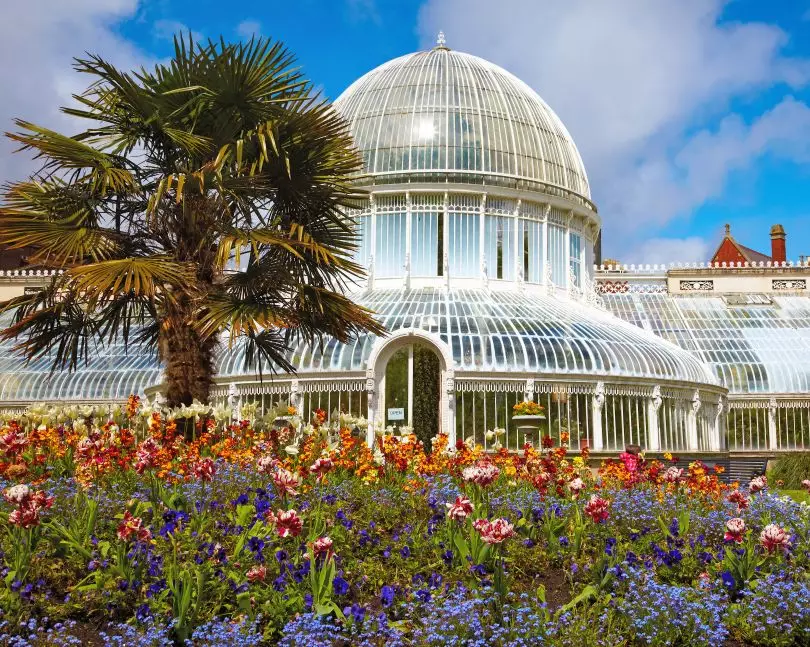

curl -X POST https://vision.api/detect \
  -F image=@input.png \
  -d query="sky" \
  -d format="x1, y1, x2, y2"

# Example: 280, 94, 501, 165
1, 0, 809, 264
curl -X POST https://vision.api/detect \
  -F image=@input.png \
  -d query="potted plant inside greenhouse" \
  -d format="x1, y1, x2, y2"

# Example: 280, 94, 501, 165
512, 400, 546, 446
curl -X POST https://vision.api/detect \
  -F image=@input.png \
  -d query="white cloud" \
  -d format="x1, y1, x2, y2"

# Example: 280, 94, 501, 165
236, 20, 261, 40
0, 0, 147, 185
627, 236, 711, 265
417, 0, 810, 259
153, 19, 203, 43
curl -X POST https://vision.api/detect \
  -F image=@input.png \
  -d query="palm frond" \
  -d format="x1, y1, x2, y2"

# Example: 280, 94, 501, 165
65, 257, 192, 300
6, 121, 136, 193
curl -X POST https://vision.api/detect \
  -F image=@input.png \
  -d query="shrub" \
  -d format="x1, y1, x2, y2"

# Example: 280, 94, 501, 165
768, 452, 810, 489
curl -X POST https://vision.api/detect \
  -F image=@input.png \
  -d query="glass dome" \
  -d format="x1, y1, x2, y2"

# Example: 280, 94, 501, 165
334, 43, 591, 201
217, 289, 717, 386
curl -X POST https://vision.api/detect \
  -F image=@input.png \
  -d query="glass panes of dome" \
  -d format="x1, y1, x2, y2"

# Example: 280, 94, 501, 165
335, 50, 591, 199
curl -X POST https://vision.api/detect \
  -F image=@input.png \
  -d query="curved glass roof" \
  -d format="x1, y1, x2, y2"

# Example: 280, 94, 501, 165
602, 293, 810, 394
217, 289, 717, 386
0, 314, 162, 402
334, 46, 590, 200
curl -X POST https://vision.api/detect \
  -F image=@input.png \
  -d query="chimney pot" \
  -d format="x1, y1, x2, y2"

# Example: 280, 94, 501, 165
770, 224, 786, 263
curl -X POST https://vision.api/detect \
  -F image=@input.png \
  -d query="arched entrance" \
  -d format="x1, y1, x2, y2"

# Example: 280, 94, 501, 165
366, 329, 455, 447
383, 343, 441, 448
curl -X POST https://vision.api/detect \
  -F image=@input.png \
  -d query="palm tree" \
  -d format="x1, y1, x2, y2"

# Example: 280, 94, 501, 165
0, 35, 384, 408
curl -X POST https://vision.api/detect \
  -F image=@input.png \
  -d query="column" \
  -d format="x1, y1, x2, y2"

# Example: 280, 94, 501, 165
688, 390, 700, 450
768, 396, 778, 450
514, 200, 522, 282
368, 194, 376, 291
404, 192, 412, 290
541, 204, 549, 288
442, 192, 450, 288
564, 213, 571, 292
592, 382, 605, 451
365, 369, 376, 447
647, 385, 661, 451
228, 383, 238, 422
479, 194, 487, 283
444, 370, 456, 445
713, 397, 725, 451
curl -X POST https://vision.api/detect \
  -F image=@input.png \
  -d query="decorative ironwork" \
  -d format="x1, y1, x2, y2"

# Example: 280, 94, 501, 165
691, 390, 702, 415
455, 380, 528, 393
772, 279, 806, 291
594, 381, 605, 411
652, 385, 663, 412
680, 280, 714, 291
595, 280, 668, 295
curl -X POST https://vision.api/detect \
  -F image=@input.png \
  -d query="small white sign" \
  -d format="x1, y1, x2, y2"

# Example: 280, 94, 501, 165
387, 407, 405, 421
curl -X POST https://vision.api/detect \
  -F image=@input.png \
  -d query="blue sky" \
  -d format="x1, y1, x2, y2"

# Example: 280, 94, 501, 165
1, 0, 809, 263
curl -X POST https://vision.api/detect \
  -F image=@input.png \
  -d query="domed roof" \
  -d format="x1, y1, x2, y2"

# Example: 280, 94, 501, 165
216, 289, 718, 387
334, 42, 591, 200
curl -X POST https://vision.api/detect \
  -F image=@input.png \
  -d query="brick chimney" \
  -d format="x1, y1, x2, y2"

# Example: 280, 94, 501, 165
770, 224, 786, 263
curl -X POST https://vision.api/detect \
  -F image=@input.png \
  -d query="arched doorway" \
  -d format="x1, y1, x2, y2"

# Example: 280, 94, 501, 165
367, 330, 454, 448
383, 343, 441, 448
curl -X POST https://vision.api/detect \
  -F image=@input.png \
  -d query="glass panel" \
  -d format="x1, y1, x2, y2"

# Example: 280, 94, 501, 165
522, 220, 543, 283
484, 215, 515, 280
548, 225, 566, 286
448, 212, 480, 277
375, 212, 406, 277
569, 233, 582, 287
411, 210, 438, 276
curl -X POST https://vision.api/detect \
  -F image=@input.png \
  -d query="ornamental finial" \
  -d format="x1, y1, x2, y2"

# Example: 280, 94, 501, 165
436, 31, 446, 48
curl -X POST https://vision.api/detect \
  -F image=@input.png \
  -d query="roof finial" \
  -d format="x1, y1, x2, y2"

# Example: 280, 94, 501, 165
436, 31, 447, 48
724, 223, 731, 236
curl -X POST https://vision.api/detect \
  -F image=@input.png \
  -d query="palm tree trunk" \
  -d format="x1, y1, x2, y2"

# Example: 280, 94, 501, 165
161, 292, 218, 409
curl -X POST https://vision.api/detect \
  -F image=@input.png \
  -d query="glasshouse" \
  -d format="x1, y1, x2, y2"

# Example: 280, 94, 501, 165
0, 37, 809, 458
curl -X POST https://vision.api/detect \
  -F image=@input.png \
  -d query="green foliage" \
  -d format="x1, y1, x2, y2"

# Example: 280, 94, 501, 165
412, 345, 440, 450
769, 452, 810, 489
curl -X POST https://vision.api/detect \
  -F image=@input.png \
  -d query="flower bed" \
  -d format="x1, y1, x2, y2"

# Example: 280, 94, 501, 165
0, 398, 808, 645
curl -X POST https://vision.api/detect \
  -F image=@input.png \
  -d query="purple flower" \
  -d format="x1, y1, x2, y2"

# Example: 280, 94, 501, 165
333, 576, 349, 596
381, 585, 395, 607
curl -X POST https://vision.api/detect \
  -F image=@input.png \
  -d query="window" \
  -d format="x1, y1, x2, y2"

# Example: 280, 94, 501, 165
448, 212, 479, 277
375, 212, 406, 277
521, 220, 543, 283
411, 211, 438, 276
548, 225, 566, 286
485, 215, 515, 280
570, 233, 582, 287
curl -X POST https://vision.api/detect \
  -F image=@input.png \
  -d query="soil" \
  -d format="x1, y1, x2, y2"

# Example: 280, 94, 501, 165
536, 567, 571, 611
